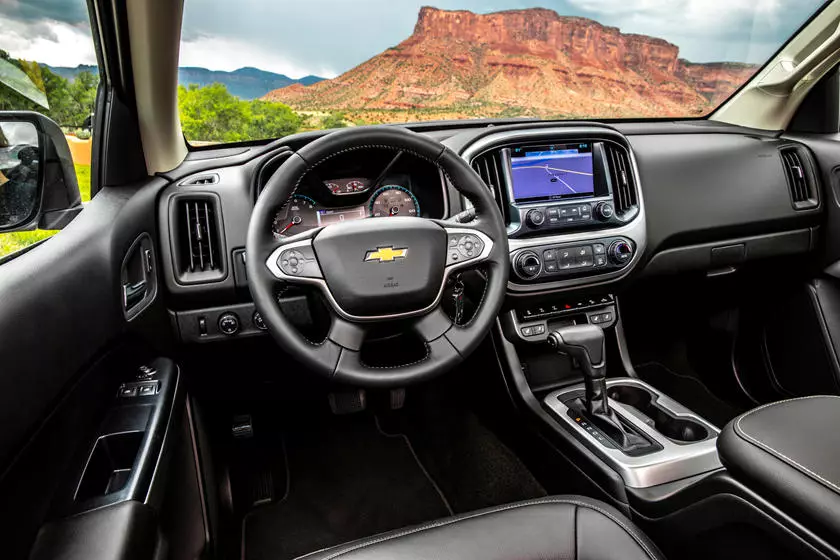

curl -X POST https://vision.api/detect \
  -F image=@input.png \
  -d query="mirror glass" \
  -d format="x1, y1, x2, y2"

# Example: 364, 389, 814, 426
0, 122, 41, 229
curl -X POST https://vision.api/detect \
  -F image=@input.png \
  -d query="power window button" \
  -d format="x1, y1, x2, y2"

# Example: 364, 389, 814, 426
119, 386, 138, 398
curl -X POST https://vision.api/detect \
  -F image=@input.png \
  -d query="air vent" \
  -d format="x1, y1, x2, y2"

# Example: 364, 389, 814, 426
780, 146, 818, 210
172, 196, 226, 283
471, 151, 508, 219
181, 173, 219, 186
604, 143, 639, 217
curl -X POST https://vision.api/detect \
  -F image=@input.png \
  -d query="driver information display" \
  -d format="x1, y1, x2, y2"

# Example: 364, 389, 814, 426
317, 206, 368, 226
510, 143, 594, 202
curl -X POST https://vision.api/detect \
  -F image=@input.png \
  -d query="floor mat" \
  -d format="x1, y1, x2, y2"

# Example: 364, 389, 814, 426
635, 362, 744, 428
383, 408, 547, 514
242, 416, 452, 560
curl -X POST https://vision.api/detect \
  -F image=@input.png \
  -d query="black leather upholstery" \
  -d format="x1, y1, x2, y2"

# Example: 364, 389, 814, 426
718, 396, 840, 546
296, 496, 664, 560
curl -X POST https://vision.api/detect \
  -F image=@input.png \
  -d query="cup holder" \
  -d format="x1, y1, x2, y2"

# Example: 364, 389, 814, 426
607, 385, 708, 443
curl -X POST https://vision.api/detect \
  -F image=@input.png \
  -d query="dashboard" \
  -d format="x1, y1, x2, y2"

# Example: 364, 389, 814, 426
156, 120, 824, 345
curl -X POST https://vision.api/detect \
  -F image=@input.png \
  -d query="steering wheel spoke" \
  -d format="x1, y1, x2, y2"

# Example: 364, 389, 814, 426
441, 223, 494, 273
327, 314, 368, 352
411, 306, 454, 343
265, 234, 324, 284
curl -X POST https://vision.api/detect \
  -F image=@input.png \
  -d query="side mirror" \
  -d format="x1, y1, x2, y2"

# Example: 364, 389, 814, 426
0, 111, 83, 233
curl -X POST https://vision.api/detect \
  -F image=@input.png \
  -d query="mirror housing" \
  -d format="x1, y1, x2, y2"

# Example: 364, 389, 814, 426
0, 111, 83, 233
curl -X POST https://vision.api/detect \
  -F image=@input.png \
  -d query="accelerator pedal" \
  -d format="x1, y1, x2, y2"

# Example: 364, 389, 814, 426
328, 389, 367, 415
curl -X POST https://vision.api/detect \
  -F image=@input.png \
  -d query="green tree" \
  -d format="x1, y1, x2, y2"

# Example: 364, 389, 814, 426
66, 70, 97, 126
247, 99, 301, 140
179, 83, 249, 143
0, 50, 98, 127
178, 83, 302, 143
321, 112, 348, 129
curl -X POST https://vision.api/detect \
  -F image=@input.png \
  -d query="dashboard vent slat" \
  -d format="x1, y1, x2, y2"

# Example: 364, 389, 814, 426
780, 146, 818, 210
179, 198, 221, 274
605, 144, 638, 217
471, 151, 508, 221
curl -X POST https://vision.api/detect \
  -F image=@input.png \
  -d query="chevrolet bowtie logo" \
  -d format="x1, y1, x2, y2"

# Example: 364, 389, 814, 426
365, 247, 408, 263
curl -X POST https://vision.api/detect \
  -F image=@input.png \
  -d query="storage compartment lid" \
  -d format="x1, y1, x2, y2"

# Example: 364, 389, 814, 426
718, 396, 840, 545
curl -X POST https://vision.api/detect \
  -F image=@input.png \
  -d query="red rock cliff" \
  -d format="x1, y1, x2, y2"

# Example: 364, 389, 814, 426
264, 7, 758, 120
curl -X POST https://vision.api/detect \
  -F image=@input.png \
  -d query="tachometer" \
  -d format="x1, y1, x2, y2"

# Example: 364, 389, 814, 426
369, 186, 420, 218
272, 195, 319, 237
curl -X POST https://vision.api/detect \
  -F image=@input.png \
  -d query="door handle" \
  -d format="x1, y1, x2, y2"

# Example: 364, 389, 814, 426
123, 280, 147, 310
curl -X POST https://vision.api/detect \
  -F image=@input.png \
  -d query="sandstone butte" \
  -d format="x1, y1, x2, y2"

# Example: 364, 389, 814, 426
263, 6, 759, 120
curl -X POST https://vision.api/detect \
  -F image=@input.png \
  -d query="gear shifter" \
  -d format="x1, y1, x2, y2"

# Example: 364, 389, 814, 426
548, 324, 648, 451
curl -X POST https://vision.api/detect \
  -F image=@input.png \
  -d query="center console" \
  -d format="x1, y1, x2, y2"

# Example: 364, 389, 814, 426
466, 127, 645, 293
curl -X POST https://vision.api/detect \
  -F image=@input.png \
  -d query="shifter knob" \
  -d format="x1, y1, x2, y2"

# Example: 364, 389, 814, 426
547, 324, 606, 377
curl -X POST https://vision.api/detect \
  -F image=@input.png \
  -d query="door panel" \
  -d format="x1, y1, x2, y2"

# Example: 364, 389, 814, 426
0, 179, 175, 557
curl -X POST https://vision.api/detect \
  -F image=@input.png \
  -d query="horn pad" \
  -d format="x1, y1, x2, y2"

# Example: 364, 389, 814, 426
312, 218, 447, 318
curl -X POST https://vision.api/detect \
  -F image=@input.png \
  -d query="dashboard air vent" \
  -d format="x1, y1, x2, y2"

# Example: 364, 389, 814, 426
172, 196, 226, 283
471, 151, 508, 219
780, 146, 818, 210
604, 143, 638, 217
181, 173, 219, 186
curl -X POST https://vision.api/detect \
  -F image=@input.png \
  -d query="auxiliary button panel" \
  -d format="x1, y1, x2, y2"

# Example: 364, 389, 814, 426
513, 237, 635, 283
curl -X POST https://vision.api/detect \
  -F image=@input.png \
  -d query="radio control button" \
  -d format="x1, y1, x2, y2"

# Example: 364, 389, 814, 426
595, 202, 614, 221
543, 249, 556, 261
595, 255, 607, 267
548, 207, 559, 218
594, 244, 606, 255
526, 209, 545, 227
545, 261, 558, 273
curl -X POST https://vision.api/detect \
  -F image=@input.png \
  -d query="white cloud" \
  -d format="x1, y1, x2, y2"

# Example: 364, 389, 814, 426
179, 35, 339, 79
566, 0, 817, 62
1, 17, 96, 66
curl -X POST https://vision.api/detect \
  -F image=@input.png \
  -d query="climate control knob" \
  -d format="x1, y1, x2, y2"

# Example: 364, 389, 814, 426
595, 202, 614, 221
609, 240, 634, 265
514, 251, 543, 280
526, 209, 545, 227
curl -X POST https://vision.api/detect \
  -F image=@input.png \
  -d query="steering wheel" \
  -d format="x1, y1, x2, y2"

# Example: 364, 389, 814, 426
246, 127, 508, 387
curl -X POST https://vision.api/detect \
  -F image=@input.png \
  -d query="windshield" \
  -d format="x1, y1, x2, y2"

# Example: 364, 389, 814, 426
177, 0, 827, 144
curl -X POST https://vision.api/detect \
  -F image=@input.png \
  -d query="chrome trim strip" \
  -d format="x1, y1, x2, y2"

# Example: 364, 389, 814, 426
459, 127, 647, 293
544, 377, 722, 488
265, 227, 493, 322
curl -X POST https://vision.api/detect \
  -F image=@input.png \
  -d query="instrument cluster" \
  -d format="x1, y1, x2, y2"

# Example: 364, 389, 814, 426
272, 182, 421, 238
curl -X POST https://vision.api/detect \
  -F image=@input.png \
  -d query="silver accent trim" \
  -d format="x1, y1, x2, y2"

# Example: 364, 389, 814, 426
544, 378, 722, 488
265, 226, 494, 322
459, 127, 647, 293
179, 173, 220, 186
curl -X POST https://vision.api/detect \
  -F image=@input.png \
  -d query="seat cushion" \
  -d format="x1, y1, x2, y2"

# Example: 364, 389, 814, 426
296, 496, 664, 560
718, 395, 840, 546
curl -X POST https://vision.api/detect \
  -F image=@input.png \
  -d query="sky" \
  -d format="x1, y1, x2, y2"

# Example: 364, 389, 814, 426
0, 0, 828, 79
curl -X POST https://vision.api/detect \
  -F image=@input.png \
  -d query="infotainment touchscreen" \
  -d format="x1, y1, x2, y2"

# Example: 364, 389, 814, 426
510, 143, 594, 203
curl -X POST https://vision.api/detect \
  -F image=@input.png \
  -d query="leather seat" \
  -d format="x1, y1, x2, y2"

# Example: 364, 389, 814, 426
297, 496, 664, 560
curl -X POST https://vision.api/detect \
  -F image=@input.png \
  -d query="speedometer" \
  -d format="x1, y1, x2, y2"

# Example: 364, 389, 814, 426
272, 195, 320, 237
369, 186, 420, 218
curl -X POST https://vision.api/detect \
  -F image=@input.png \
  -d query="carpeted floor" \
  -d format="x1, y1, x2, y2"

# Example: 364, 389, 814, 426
240, 408, 546, 560
241, 416, 451, 560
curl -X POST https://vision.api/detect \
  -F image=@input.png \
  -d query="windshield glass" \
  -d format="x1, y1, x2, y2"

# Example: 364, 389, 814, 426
178, 1, 827, 143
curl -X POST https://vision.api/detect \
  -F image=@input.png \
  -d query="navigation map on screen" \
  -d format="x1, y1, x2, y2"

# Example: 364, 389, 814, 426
510, 144, 594, 202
